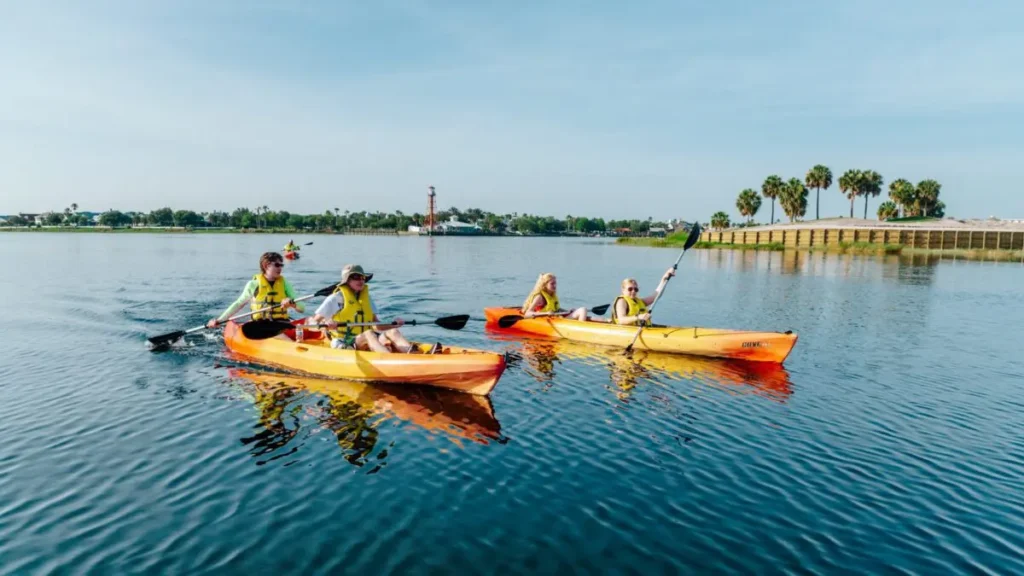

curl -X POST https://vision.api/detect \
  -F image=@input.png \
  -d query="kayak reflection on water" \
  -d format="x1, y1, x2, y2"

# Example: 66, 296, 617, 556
228, 369, 504, 471
495, 336, 793, 404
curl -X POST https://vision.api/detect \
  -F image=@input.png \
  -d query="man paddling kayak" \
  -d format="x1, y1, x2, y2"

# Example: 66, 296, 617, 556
207, 252, 304, 335
521, 273, 587, 321
610, 268, 675, 326
310, 264, 441, 354
283, 240, 299, 253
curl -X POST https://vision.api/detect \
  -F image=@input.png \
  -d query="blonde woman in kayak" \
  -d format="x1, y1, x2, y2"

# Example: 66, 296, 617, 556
207, 252, 303, 339
611, 268, 675, 326
521, 273, 587, 321
310, 264, 441, 354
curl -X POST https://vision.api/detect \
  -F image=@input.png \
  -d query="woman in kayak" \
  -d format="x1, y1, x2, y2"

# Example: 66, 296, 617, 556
610, 268, 675, 326
283, 240, 299, 253
311, 264, 441, 354
521, 273, 587, 321
207, 252, 303, 335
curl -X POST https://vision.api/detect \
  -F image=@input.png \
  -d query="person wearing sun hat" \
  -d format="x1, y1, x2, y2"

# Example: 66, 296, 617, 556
311, 264, 440, 354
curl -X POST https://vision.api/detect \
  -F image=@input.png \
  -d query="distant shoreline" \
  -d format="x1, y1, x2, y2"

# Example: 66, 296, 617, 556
0, 226, 617, 238
618, 233, 1024, 263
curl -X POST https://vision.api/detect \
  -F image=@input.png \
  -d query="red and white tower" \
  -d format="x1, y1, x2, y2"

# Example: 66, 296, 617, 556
426, 185, 437, 235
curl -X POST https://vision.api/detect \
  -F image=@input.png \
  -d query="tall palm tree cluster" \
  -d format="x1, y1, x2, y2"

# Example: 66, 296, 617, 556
724, 165, 943, 227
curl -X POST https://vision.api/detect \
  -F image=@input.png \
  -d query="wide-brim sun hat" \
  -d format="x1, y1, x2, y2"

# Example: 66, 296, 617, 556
341, 264, 373, 284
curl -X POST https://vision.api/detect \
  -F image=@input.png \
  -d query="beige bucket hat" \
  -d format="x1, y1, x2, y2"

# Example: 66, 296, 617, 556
340, 264, 374, 284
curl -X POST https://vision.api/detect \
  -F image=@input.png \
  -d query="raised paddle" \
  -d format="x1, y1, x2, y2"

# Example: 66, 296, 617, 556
146, 282, 339, 349
623, 222, 701, 353
241, 314, 472, 340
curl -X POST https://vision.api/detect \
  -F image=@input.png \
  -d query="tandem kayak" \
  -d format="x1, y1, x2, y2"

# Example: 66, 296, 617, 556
483, 307, 797, 364
224, 321, 505, 395
284, 251, 298, 260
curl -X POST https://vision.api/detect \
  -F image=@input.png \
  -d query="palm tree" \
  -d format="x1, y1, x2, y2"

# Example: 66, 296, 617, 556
877, 201, 899, 221
887, 179, 915, 217
805, 165, 832, 220
860, 170, 884, 219
711, 211, 730, 230
915, 180, 941, 217
736, 189, 762, 224
838, 169, 862, 218
761, 175, 784, 224
780, 178, 809, 222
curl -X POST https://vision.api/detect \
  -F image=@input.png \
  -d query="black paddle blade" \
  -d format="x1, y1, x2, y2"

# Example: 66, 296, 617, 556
591, 303, 610, 316
304, 241, 314, 246
147, 330, 186, 348
684, 222, 702, 250
434, 314, 470, 330
241, 320, 298, 340
497, 315, 524, 328
314, 283, 340, 297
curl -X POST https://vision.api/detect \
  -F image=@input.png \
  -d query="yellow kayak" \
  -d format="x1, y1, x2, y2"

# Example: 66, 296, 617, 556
484, 307, 797, 363
224, 321, 506, 396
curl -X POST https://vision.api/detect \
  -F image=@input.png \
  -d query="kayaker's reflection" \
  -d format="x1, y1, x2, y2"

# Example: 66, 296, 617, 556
518, 341, 560, 387
231, 369, 503, 470
513, 340, 794, 403
239, 385, 301, 464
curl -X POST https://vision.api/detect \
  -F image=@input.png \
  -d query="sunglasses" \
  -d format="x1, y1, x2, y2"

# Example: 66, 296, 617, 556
269, 262, 284, 268
349, 274, 366, 281
626, 287, 638, 292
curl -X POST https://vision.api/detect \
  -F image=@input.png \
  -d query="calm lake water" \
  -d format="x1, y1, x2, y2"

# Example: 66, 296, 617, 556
1, 233, 1022, 574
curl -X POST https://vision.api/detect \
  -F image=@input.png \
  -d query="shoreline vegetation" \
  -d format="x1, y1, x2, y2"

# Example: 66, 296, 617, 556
0, 205, 671, 237
618, 232, 1024, 262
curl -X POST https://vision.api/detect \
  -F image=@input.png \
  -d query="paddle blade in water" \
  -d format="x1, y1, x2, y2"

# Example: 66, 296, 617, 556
497, 315, 524, 328
241, 320, 298, 340
434, 314, 470, 330
147, 330, 186, 348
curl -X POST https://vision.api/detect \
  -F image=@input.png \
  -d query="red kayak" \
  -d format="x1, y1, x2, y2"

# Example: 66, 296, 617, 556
284, 251, 298, 260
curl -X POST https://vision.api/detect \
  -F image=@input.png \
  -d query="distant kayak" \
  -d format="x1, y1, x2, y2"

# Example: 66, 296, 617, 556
284, 251, 298, 260
224, 320, 506, 395
483, 306, 797, 364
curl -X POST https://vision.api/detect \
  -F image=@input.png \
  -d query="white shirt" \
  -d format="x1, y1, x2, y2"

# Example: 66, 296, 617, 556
314, 291, 377, 319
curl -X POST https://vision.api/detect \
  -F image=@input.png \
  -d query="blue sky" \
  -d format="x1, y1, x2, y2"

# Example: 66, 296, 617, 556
1, 0, 1021, 220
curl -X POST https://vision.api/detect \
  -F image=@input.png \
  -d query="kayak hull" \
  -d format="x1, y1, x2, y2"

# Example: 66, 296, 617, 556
483, 307, 797, 364
224, 321, 505, 395
284, 251, 298, 260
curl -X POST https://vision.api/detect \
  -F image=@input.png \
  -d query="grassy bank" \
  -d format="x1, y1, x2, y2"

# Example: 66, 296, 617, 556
808, 241, 904, 255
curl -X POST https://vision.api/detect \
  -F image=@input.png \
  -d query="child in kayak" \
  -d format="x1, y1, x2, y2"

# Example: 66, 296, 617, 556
610, 267, 675, 325
207, 252, 304, 336
521, 273, 588, 321
310, 264, 441, 354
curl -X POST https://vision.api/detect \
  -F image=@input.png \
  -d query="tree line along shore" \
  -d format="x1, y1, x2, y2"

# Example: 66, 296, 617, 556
1, 205, 677, 236
716, 165, 946, 230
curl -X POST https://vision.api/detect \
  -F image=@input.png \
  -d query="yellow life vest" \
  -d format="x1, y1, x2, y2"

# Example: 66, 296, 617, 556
524, 290, 559, 314
251, 274, 290, 320
328, 285, 375, 340
611, 295, 649, 326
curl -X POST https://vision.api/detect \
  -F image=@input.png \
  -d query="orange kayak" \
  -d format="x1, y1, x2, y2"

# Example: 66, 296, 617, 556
284, 251, 298, 260
223, 321, 505, 395
483, 307, 797, 364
